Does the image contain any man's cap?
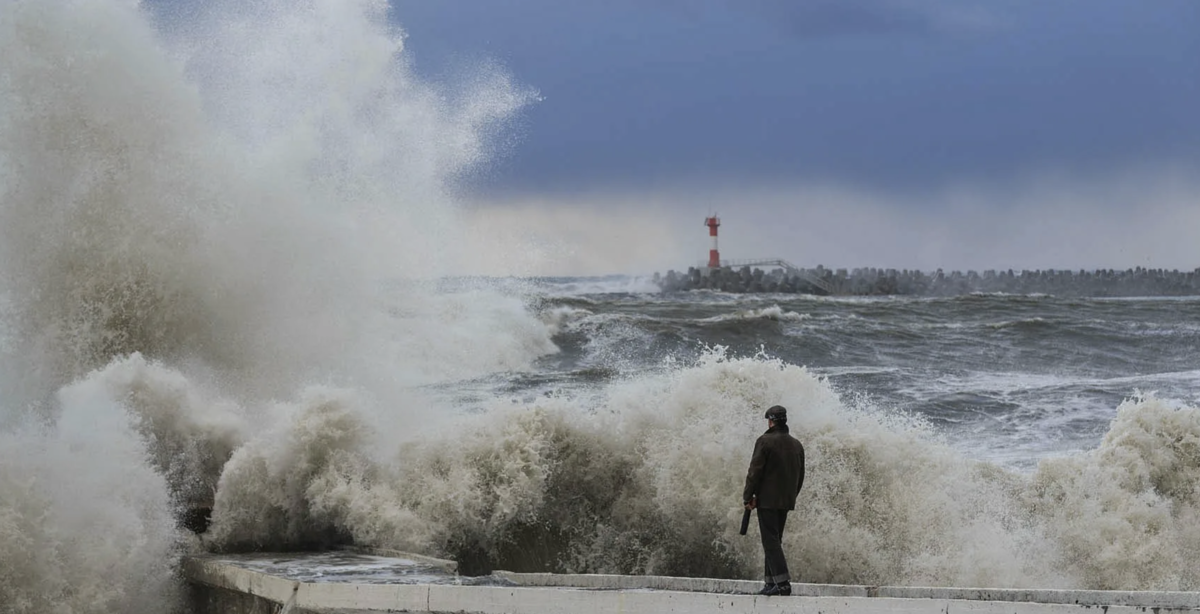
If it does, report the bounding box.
[764,405,787,421]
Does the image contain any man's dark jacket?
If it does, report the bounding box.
[743,424,805,510]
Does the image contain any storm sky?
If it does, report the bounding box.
[396,1,1197,194]
[383,1,1199,275]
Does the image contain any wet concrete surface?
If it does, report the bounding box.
[200,550,513,586]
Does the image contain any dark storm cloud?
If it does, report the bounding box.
[386,0,1200,197]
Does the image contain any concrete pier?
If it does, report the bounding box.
[183,550,1200,614]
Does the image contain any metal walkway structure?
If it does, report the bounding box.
[717,258,836,295]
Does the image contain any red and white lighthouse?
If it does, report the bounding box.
[704,216,721,268]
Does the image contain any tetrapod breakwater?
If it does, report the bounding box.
[654,265,1200,297]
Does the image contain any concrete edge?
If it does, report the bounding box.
[293,581,430,612]
[335,546,459,574]
[493,571,1200,609]
[876,586,1200,609]
[427,585,876,614]
[181,556,298,605]
[493,571,868,597]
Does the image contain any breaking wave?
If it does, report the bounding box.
[0,0,541,611]
[207,350,1200,590]
[0,367,183,613]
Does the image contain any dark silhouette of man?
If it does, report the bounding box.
[743,404,805,596]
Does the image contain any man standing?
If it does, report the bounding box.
[743,405,805,596]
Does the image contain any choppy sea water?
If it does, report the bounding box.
[509,282,1200,469]
[4,2,1200,613]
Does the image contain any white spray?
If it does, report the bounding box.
[0,0,544,611]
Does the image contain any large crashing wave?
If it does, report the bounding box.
[0,0,541,405]
[0,0,542,612]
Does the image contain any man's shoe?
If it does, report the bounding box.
[759,581,793,596]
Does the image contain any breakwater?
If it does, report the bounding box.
[183,550,1200,614]
[654,265,1200,296]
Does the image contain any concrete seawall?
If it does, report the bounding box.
[183,551,1200,614]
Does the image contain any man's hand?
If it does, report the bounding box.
[744,498,757,510]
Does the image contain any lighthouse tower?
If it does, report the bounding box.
[704,216,721,268]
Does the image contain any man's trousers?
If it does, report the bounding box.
[757,508,791,584]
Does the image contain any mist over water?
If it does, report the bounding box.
[4,2,1200,613]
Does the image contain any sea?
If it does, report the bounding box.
[4,2,1200,613]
